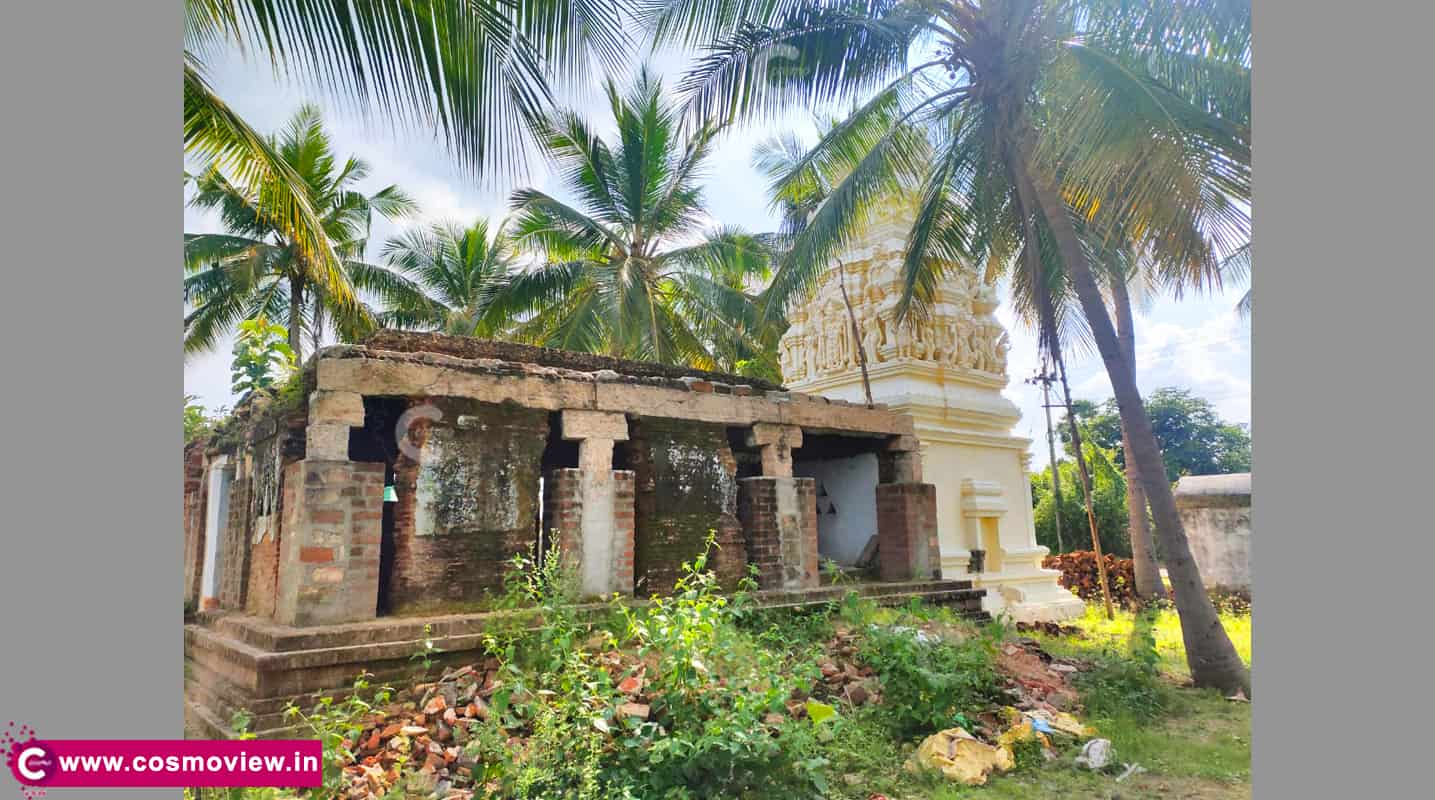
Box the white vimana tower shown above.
[778,202,1083,622]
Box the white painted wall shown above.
[200,455,231,604]
[795,453,878,565]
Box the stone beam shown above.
[316,355,915,437]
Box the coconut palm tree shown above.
[501,69,780,372]
[659,0,1252,694]
[183,0,635,317]
[184,104,423,362]
[377,219,522,336]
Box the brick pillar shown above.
[182,444,207,607]
[876,482,940,582]
[548,410,635,597]
[545,467,636,597]
[738,476,819,590]
[274,459,385,626]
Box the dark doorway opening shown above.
[348,396,408,616]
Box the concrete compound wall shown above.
[1175,474,1252,591]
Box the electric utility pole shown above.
[1027,364,1065,553]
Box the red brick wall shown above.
[613,472,636,595]
[738,477,818,590]
[275,460,385,626]
[386,400,548,613]
[182,445,207,606]
[246,536,281,619]
[543,469,584,564]
[876,482,940,582]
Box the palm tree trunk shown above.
[1018,156,1249,696]
[836,259,874,406]
[1110,276,1167,600]
[288,275,305,364]
[311,298,324,355]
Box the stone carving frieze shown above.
[779,219,1009,385]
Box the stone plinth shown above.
[738,477,819,590]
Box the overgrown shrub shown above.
[857,624,1003,738]
[1043,551,1138,605]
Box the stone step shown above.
[211,579,979,653]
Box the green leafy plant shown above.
[283,672,394,792]
[410,622,444,674]
[229,316,294,396]
[858,624,1004,738]
[1075,607,1173,721]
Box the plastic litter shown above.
[1115,763,1147,782]
[905,727,1014,785]
[1074,738,1113,770]
[1024,708,1094,738]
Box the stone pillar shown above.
[875,482,940,582]
[305,390,365,460]
[745,423,803,477]
[548,410,635,597]
[738,422,818,590]
[274,459,385,626]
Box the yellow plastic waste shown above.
[996,719,1052,751]
[905,727,1014,786]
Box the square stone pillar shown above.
[738,476,819,590]
[545,468,636,597]
[745,423,803,478]
[551,410,635,597]
[305,390,365,460]
[875,482,940,582]
[274,459,385,626]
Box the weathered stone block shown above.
[308,390,365,426]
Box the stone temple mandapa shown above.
[183,216,1081,737]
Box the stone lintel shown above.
[561,409,630,441]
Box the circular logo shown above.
[11,741,56,785]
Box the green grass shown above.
[1034,605,1252,679]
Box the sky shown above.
[183,48,1251,471]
